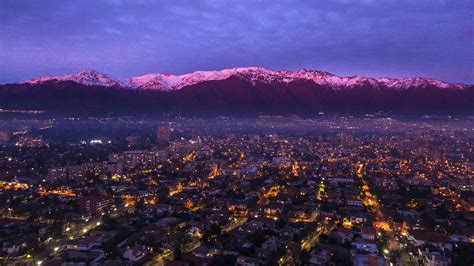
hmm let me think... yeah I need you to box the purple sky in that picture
[1,0,473,84]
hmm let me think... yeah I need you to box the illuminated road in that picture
[357,161,419,265]
[25,205,130,265]
[300,219,334,251]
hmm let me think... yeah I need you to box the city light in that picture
[0,116,470,265]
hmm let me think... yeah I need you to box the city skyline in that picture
[0,117,473,265]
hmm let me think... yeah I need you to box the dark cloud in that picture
[0,0,473,83]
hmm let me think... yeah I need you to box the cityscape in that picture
[0,116,473,265]
[1,1,473,265]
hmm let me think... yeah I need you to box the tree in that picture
[276,214,286,228]
[452,243,474,266]
[173,244,182,261]
[300,250,309,265]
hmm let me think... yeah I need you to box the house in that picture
[352,254,387,266]
[154,217,182,232]
[263,203,284,218]
[155,204,171,215]
[256,237,281,258]
[288,205,319,223]
[192,245,216,258]
[122,245,147,262]
[408,230,452,251]
[261,237,279,252]
[62,250,90,263]
[423,251,450,266]
[2,240,25,255]
[350,212,368,224]
[361,226,376,241]
[308,248,331,265]
[351,238,378,254]
[66,236,105,251]
[333,227,354,243]
[346,196,364,207]
[450,234,469,243]
[236,255,262,266]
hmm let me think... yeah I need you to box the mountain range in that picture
[1,67,472,116]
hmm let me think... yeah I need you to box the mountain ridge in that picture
[18,66,469,91]
[2,66,472,116]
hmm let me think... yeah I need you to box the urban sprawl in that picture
[0,116,473,266]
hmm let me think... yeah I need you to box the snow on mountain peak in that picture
[21,67,467,91]
[123,66,274,91]
[22,69,120,87]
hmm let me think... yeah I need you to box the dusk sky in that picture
[1,0,473,84]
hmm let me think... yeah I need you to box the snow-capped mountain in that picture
[22,69,120,87]
[21,67,467,91]
[123,66,467,91]
[4,67,473,115]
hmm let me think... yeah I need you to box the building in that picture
[79,195,114,215]
[157,126,172,144]
[47,167,70,181]
[340,133,354,147]
[352,254,387,266]
[106,161,123,175]
[272,156,291,168]
[123,245,147,262]
[423,251,450,266]
[0,130,10,143]
[15,135,45,147]
[123,150,157,168]
[408,230,453,251]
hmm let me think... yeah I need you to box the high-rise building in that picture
[340,133,354,147]
[157,127,172,144]
[0,130,10,143]
[123,150,157,168]
[79,195,114,215]
[15,135,45,147]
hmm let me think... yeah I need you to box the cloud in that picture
[0,0,473,83]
